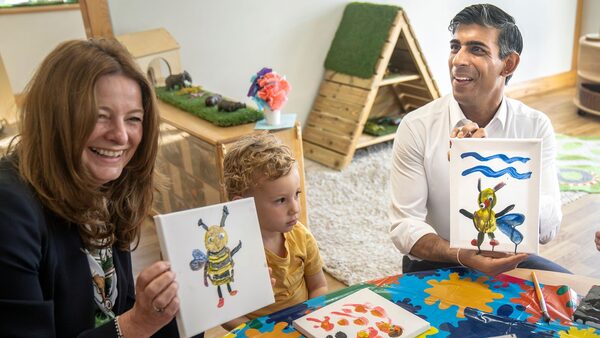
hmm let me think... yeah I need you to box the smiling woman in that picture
[83,74,144,186]
[0,39,200,337]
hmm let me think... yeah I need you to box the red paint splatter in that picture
[370,306,387,318]
[307,316,335,331]
[367,275,402,287]
[509,283,578,325]
[337,318,349,326]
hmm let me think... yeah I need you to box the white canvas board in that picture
[154,198,274,337]
[293,288,430,338]
[449,138,541,254]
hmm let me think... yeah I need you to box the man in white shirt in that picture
[389,3,569,276]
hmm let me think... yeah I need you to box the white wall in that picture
[106,1,577,125]
[582,0,600,36]
[0,9,86,92]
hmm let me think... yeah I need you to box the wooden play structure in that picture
[116,28,182,87]
[303,3,440,170]
[574,34,600,117]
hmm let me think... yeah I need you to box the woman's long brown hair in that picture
[13,38,160,250]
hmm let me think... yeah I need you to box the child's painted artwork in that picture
[292,288,430,338]
[190,205,242,308]
[154,198,274,338]
[450,138,541,254]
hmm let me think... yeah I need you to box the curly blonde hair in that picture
[224,133,295,199]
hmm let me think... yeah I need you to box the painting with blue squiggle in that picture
[461,152,532,180]
[449,138,542,254]
[461,152,530,164]
[462,166,532,179]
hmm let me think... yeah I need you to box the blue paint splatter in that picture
[496,304,514,317]
[264,302,310,325]
[497,213,525,252]
[462,166,532,179]
[442,307,555,337]
[396,298,428,321]
[461,152,530,164]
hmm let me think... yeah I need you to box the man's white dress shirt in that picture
[389,94,562,258]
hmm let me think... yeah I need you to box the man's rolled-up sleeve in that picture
[389,120,437,256]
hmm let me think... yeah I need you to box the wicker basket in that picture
[578,82,600,112]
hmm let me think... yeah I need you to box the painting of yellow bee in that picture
[189,205,242,308]
[459,178,525,254]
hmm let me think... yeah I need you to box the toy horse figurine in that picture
[165,71,192,91]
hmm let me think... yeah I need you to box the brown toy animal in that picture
[165,71,192,91]
[205,94,223,107]
[218,100,246,112]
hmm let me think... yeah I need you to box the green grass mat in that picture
[156,87,263,127]
[324,2,400,79]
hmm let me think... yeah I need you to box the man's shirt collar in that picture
[449,96,508,131]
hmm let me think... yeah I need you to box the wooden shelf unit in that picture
[574,35,600,116]
[303,8,439,170]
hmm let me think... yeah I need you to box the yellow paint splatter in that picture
[416,326,439,337]
[245,321,301,338]
[224,323,247,337]
[424,272,503,318]
[558,326,600,337]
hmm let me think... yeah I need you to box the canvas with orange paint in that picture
[292,288,430,338]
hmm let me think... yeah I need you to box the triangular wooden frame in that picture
[303,9,440,170]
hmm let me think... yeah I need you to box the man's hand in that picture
[450,120,487,138]
[459,248,528,277]
[448,121,487,161]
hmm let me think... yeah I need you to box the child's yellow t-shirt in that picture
[247,222,323,319]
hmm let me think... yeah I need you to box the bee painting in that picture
[189,205,242,308]
[459,178,525,254]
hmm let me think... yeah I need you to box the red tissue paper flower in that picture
[248,68,291,111]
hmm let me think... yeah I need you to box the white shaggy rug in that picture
[305,142,400,286]
[305,141,586,286]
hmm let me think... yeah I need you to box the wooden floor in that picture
[131,87,600,338]
[521,87,600,279]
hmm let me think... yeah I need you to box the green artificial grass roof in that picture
[156,87,263,127]
[324,2,400,79]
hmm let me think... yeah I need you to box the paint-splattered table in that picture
[226,267,599,337]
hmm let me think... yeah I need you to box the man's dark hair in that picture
[449,4,523,83]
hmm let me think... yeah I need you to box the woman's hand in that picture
[118,261,179,338]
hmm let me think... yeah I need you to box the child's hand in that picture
[268,267,276,287]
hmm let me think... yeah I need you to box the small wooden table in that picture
[155,101,308,225]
